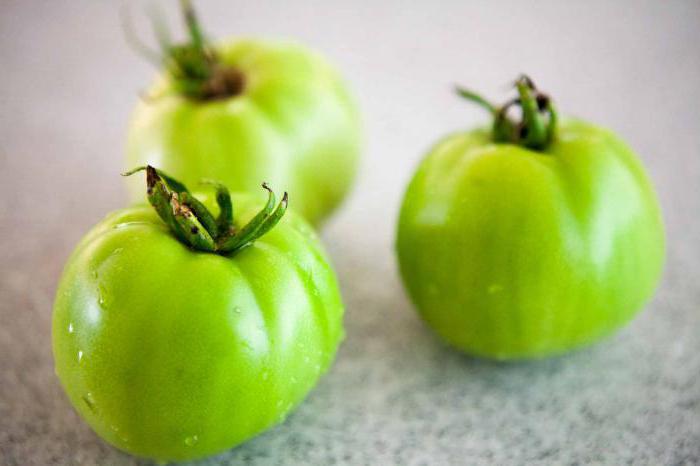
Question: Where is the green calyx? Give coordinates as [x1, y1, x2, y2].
[122, 166, 288, 254]
[456, 75, 558, 151]
[125, 0, 244, 100]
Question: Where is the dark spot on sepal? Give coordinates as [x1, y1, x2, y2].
[145, 165, 158, 189]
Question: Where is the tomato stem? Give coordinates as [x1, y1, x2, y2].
[122, 166, 287, 254]
[200, 179, 234, 234]
[181, 0, 206, 54]
[124, 0, 245, 101]
[455, 86, 497, 115]
[456, 75, 557, 150]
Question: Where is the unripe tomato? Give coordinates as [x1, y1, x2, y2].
[396, 77, 665, 359]
[125, 3, 361, 225]
[53, 167, 344, 461]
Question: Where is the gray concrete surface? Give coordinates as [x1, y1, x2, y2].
[1, 1, 699, 464]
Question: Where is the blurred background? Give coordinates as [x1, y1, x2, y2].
[1, 1, 699, 464]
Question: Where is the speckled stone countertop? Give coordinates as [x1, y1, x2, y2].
[1, 1, 699, 464]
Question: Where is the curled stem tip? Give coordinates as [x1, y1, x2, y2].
[516, 74, 536, 90]
[121, 166, 147, 177]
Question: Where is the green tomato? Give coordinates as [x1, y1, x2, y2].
[126, 35, 361, 225]
[396, 78, 664, 360]
[52, 183, 344, 461]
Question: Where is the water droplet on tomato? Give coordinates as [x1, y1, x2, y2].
[68, 323, 74, 334]
[184, 435, 199, 447]
[77, 350, 83, 363]
[112, 221, 149, 230]
[98, 283, 112, 309]
[82, 392, 96, 412]
[233, 306, 242, 314]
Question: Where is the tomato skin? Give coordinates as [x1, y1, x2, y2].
[396, 120, 665, 359]
[126, 38, 361, 225]
[52, 195, 344, 461]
